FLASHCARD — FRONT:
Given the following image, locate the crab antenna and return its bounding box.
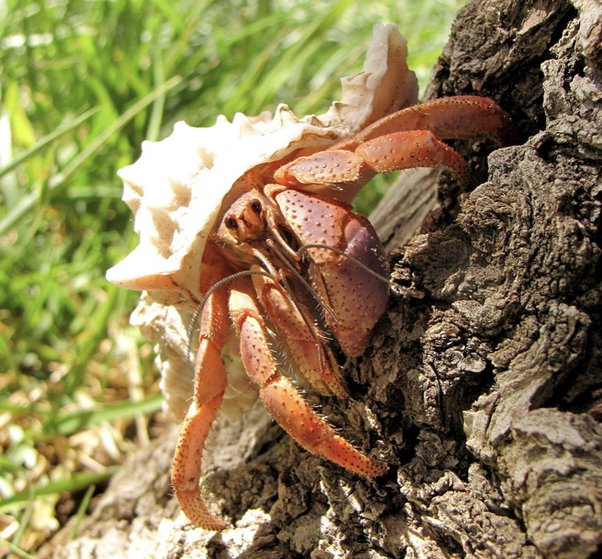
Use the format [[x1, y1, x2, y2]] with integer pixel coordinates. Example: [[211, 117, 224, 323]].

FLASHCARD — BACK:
[[186, 269, 276, 361], [297, 243, 390, 285]]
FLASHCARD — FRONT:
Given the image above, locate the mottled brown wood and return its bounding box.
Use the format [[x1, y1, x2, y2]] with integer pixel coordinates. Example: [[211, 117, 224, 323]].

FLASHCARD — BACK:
[[42, 1, 601, 557]]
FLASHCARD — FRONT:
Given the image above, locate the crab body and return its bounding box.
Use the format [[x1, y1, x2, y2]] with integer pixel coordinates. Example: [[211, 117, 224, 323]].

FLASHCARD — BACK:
[[106, 24, 513, 530]]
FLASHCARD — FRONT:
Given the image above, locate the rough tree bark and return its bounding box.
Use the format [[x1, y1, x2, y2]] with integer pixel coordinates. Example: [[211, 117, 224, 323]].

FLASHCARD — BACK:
[[42, 0, 601, 557]]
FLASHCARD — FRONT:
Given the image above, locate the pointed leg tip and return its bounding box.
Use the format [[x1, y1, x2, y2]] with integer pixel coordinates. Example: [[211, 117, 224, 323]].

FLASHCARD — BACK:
[[175, 488, 229, 531]]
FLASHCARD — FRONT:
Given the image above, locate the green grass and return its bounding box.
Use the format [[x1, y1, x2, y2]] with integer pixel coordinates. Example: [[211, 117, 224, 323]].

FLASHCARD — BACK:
[[0, 0, 464, 553]]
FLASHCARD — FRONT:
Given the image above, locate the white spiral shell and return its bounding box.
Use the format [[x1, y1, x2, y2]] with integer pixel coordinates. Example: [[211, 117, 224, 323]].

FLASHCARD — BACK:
[[106, 23, 418, 421]]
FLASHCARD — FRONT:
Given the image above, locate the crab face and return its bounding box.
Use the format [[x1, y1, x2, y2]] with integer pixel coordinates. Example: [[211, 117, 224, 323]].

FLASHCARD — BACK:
[[217, 191, 270, 246], [106, 23, 513, 530]]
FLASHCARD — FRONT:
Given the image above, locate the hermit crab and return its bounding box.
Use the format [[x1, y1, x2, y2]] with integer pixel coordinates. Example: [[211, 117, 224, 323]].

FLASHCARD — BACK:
[[107, 24, 512, 530]]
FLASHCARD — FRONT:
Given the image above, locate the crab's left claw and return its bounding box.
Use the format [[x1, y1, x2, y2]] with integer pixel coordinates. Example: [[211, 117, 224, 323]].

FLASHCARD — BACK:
[[268, 186, 390, 357]]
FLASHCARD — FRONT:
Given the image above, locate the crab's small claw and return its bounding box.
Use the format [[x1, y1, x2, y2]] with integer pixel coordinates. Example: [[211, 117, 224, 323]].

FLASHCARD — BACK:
[[253, 271, 348, 398]]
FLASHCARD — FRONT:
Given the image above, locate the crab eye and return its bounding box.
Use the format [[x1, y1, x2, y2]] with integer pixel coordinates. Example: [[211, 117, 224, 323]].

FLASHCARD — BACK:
[[250, 199, 262, 214], [224, 216, 238, 230]]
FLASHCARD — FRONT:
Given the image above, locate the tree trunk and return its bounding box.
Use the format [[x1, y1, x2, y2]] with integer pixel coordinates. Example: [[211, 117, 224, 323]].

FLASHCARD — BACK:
[[42, 0, 601, 557]]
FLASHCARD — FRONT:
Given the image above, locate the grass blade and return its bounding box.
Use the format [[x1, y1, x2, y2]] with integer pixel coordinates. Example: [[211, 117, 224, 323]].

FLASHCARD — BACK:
[[0, 108, 99, 180], [50, 394, 163, 437], [0, 540, 36, 559], [0, 467, 120, 512], [0, 75, 182, 236]]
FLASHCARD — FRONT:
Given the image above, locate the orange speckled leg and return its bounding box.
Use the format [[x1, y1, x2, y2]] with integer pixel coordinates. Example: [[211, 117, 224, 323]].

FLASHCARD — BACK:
[[356, 129, 470, 184], [352, 95, 515, 146], [230, 279, 387, 477], [171, 287, 229, 530], [273, 95, 514, 201]]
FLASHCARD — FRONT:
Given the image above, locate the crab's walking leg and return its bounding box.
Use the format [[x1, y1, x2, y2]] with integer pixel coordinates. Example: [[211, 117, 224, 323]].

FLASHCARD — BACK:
[[355, 130, 470, 183], [171, 286, 229, 530], [275, 131, 470, 193], [230, 279, 388, 477], [273, 95, 514, 200], [351, 95, 515, 146]]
